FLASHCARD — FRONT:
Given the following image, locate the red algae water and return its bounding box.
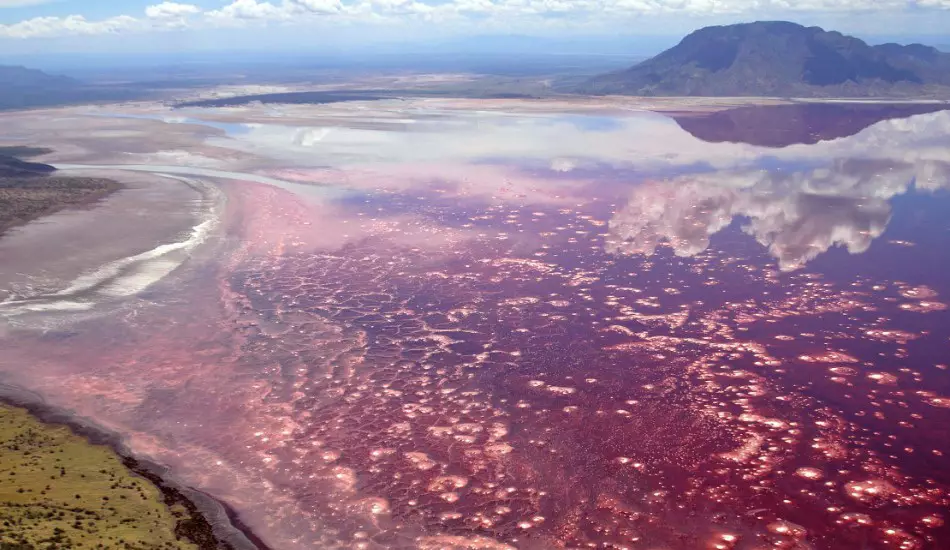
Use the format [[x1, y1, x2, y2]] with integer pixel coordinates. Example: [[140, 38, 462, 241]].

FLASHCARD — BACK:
[[1, 103, 950, 549]]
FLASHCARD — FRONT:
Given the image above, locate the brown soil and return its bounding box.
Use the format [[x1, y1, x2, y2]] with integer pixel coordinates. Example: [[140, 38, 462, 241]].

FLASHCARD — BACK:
[[0, 175, 123, 236]]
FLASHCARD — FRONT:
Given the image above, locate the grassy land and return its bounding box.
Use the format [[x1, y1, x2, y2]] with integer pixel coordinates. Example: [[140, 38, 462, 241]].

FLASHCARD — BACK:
[[0, 404, 200, 550]]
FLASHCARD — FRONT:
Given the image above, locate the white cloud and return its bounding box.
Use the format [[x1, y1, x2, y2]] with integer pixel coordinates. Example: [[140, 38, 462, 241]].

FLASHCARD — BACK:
[[0, 3, 200, 38], [205, 0, 346, 23], [145, 2, 201, 19], [291, 0, 345, 14], [366, 0, 437, 17], [1, 0, 950, 39], [206, 0, 289, 21], [0, 14, 137, 39]]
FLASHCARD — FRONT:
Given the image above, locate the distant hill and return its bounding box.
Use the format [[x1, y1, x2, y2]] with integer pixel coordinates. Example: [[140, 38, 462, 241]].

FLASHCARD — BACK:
[[0, 156, 56, 178], [669, 103, 950, 147], [0, 146, 56, 178], [177, 89, 537, 108], [0, 65, 78, 88], [581, 21, 950, 97], [0, 65, 82, 109], [0, 65, 139, 111]]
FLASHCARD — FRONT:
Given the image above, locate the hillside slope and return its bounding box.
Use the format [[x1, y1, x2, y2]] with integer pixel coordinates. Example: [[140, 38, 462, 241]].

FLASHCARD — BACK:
[[0, 65, 138, 110], [582, 21, 950, 97]]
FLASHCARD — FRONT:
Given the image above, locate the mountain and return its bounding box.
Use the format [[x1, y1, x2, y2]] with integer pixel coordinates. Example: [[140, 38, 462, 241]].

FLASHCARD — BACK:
[[0, 65, 81, 110], [0, 155, 56, 178], [669, 103, 950, 147], [0, 65, 77, 88], [0, 65, 139, 111], [581, 21, 950, 97], [0, 146, 56, 178]]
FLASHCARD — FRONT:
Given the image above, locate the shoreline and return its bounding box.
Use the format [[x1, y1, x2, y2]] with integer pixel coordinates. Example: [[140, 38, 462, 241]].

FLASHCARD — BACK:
[[0, 177, 124, 238], [0, 383, 269, 550]]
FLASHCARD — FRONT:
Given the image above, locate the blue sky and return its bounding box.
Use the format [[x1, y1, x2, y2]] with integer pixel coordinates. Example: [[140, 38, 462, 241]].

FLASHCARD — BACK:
[[1, 1, 949, 54]]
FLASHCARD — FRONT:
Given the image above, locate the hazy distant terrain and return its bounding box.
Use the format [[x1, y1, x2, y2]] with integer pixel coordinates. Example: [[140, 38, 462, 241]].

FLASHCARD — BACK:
[[6, 32, 950, 112], [0, 51, 641, 112], [0, 65, 144, 111], [179, 88, 540, 108], [583, 21, 950, 97]]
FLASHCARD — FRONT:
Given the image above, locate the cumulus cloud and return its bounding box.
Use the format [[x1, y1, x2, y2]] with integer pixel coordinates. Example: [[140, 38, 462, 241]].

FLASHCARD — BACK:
[[292, 0, 345, 14], [2, 0, 948, 38], [206, 0, 288, 21], [205, 0, 347, 22], [145, 2, 201, 19], [0, 14, 137, 39], [0, 3, 198, 38]]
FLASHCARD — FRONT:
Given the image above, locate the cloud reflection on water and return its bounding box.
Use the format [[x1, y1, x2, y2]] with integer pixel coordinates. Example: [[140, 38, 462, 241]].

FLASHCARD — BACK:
[[5, 100, 950, 550], [606, 115, 950, 270], [195, 103, 950, 271]]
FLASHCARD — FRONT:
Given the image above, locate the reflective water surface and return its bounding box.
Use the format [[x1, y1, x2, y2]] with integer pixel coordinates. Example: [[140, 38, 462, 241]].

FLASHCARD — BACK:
[[1, 102, 950, 550]]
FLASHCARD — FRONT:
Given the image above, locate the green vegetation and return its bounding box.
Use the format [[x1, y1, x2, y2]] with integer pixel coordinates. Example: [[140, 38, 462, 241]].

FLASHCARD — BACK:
[[0, 404, 199, 550]]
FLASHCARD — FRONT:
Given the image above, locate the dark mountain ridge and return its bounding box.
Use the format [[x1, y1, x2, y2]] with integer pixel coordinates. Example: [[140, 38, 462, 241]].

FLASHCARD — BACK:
[[582, 21, 950, 97], [0, 146, 56, 178], [0, 65, 78, 88], [0, 65, 139, 110]]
